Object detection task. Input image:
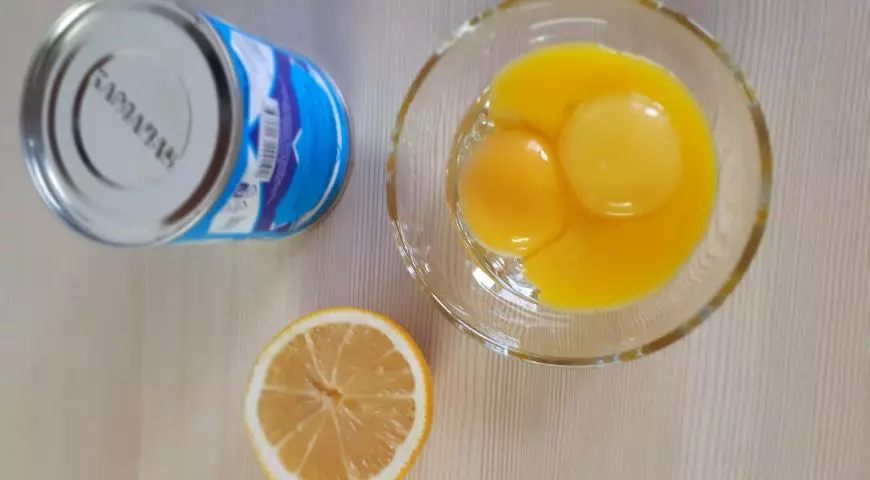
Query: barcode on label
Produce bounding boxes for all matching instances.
[255,98,280,182]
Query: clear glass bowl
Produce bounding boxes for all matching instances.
[387,0,772,366]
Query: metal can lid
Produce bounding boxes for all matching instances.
[20,0,241,246]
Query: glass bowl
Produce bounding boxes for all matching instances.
[387,0,772,366]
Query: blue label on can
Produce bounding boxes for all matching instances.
[176,14,350,242]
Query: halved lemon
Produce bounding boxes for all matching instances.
[245,308,433,480]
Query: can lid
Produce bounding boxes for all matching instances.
[20,0,241,246]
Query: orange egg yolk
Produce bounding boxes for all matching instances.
[458,130,567,257]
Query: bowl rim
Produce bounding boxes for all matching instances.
[386,0,773,367]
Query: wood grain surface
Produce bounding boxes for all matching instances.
[1,0,869,479]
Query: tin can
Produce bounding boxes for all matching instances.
[20,0,351,246]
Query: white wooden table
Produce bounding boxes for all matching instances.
[2,0,869,478]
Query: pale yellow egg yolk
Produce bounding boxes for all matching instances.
[559,93,683,217]
[458,130,567,256]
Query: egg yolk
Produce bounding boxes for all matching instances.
[459,43,717,311]
[559,94,683,217]
[458,130,567,256]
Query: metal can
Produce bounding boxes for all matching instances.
[20,0,351,246]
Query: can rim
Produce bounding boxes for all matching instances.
[19,0,243,247]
